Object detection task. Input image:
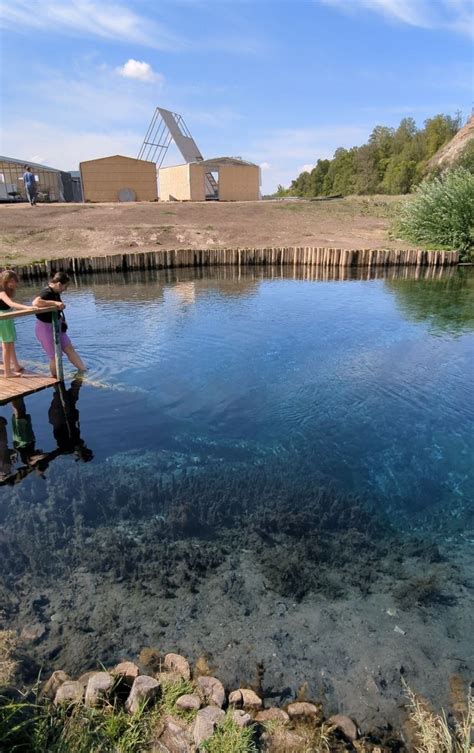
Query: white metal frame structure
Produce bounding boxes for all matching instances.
[138,108,218,198]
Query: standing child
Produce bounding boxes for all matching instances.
[0,270,35,377]
[33,272,87,377]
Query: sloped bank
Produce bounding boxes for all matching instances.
[12,246,459,280]
[2,645,471,752]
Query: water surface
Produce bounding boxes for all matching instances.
[0,265,473,726]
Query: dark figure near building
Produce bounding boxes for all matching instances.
[22,166,37,205]
[48,378,93,462]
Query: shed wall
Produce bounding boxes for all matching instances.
[80,157,157,202]
[218,165,260,201]
[189,163,206,201]
[159,164,191,201]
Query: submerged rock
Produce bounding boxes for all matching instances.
[125,675,160,714]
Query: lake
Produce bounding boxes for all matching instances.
[0,265,473,728]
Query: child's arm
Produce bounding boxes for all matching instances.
[0,292,35,312]
[32,296,65,310]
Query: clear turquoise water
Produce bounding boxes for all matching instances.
[0,266,473,715]
[2,266,472,528]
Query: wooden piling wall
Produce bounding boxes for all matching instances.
[11,246,459,280]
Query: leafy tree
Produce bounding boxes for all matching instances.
[283,113,464,198]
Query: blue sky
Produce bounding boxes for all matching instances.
[0,0,472,193]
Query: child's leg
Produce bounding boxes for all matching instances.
[2,342,13,377]
[11,344,24,373]
[64,344,87,372]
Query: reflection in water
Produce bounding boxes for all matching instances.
[1,265,472,726]
[0,379,92,486]
[386,267,474,334]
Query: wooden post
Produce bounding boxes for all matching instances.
[51,310,65,382]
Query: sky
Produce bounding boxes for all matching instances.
[0,0,473,194]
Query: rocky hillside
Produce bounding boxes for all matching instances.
[428,115,474,170]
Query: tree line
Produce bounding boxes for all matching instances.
[278,114,463,198]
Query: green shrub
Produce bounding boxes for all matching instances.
[395,168,474,258]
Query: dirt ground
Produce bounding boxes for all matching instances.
[0,196,414,266]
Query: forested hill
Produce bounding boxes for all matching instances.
[280,114,462,198]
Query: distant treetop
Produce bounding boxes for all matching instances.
[280,113,471,198]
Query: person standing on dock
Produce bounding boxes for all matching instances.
[33,272,87,377]
[22,166,37,206]
[0,270,36,377]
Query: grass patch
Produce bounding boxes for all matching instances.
[0,691,150,753]
[201,711,257,753]
[156,676,196,721]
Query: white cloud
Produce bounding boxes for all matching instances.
[0,0,185,49]
[0,120,142,171]
[29,155,46,164]
[117,59,164,84]
[259,162,272,171]
[320,0,474,37]
[299,163,314,173]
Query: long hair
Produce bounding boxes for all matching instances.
[1,270,19,294]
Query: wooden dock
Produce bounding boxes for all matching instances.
[0,306,63,405]
[0,373,58,405]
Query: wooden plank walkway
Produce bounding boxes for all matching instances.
[0,374,58,405]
